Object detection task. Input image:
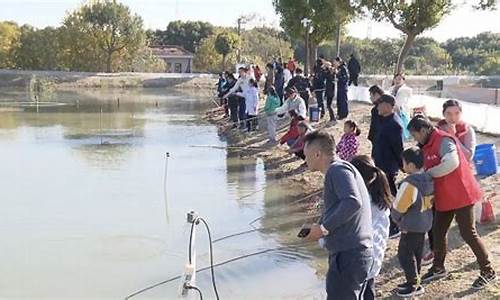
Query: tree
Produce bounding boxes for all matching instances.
[76,0,146,72]
[14,26,61,70]
[359,0,453,74]
[0,21,21,68]
[151,21,214,53]
[273,0,356,72]
[214,31,240,70]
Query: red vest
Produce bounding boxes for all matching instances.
[437,119,469,146]
[422,129,482,212]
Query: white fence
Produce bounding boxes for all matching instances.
[348,86,500,135]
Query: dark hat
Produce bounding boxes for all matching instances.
[285,86,298,95]
[378,94,396,106]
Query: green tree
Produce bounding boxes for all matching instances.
[240,27,293,66]
[14,26,61,70]
[152,21,214,53]
[214,31,240,70]
[0,21,21,68]
[76,0,146,72]
[359,0,453,74]
[273,0,356,72]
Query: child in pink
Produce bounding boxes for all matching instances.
[336,120,361,161]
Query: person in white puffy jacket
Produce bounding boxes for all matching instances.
[351,155,392,300]
[389,73,413,140]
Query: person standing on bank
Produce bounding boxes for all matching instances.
[348,54,361,86]
[274,63,285,103]
[373,94,404,239]
[223,66,251,129]
[407,115,496,289]
[367,85,385,156]
[437,99,476,161]
[389,73,412,139]
[312,59,327,118]
[422,99,478,265]
[287,68,312,109]
[335,57,350,120]
[325,64,337,123]
[302,131,374,300]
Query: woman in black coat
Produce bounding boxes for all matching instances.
[324,65,336,122]
[335,57,349,120]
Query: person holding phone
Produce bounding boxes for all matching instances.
[300,130,374,300]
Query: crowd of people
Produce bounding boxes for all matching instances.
[216,59,496,299]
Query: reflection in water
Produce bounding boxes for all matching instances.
[0,87,324,299]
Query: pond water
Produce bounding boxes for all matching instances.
[0,88,326,299]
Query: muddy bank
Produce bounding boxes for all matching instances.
[0,69,217,91]
[206,100,500,299]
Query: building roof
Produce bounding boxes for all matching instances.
[150,45,194,59]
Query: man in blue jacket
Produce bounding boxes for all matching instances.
[303,130,374,300]
[373,94,404,238]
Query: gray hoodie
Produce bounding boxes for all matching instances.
[391,172,434,233]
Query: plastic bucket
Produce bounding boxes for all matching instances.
[309,106,320,122]
[473,144,498,177]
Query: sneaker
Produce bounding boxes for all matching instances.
[421,267,448,284]
[471,271,496,290]
[396,285,424,298]
[422,251,434,266]
[389,227,401,239]
[396,282,412,291]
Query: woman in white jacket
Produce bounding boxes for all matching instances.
[389,73,412,139]
[351,155,393,300]
[237,78,260,132]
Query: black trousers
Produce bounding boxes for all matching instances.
[228,96,240,123]
[349,74,359,86]
[299,91,310,110]
[362,278,375,300]
[398,232,425,286]
[315,90,325,116]
[326,95,336,121]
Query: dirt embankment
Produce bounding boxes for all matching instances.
[205,99,500,299]
[0,69,217,91]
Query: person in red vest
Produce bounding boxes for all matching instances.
[437,99,476,161]
[407,115,496,290]
[422,99,478,266]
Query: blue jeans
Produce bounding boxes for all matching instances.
[326,247,373,300]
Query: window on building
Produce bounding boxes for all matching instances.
[174,63,182,73]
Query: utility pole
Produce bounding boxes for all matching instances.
[335,20,341,58]
[301,18,312,75]
[237,17,242,63]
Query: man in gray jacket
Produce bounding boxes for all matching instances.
[302,130,373,300]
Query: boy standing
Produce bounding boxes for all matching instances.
[391,147,434,298]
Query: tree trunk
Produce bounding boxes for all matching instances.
[222,54,226,71]
[335,21,341,58]
[309,42,317,74]
[106,51,113,73]
[395,32,417,75]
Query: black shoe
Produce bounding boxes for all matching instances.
[396,285,424,298]
[472,271,496,290]
[396,282,412,291]
[421,267,448,284]
[389,227,401,239]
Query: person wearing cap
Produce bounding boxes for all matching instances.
[373,94,404,239]
[275,86,307,120]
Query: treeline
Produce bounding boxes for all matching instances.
[296,32,499,76]
[0,0,497,75]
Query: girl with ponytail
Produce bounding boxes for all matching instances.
[351,155,393,300]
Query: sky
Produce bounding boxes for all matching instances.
[0,0,499,42]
